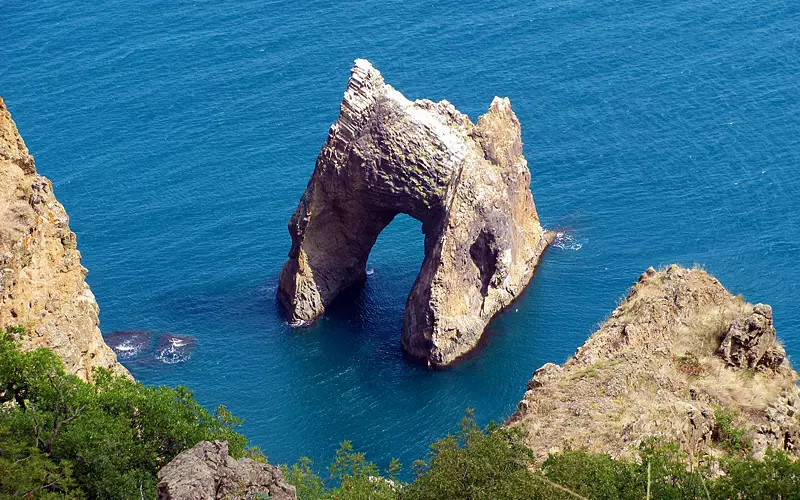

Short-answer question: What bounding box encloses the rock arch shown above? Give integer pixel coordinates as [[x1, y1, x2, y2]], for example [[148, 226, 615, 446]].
[[278, 60, 552, 367]]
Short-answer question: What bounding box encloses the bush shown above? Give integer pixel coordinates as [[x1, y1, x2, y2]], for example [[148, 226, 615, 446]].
[[284, 442, 401, 500], [0, 328, 248, 499], [4, 327, 800, 500], [405, 411, 545, 499], [283, 411, 800, 500], [713, 406, 752, 455]]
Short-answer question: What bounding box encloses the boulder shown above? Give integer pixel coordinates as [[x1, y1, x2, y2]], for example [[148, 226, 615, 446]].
[[157, 441, 296, 500], [717, 303, 786, 371]]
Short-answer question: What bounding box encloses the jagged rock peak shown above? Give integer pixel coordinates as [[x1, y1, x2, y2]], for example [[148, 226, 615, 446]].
[[0, 97, 128, 381], [278, 59, 552, 367], [509, 266, 798, 463], [156, 441, 297, 500]]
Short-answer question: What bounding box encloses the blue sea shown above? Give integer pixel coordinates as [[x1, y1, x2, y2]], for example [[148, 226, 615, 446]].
[[2, 0, 798, 474]]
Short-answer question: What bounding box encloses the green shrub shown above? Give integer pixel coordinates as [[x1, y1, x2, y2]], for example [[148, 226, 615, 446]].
[[405, 411, 546, 499], [0, 330, 248, 499], [713, 406, 751, 454], [4, 327, 800, 500]]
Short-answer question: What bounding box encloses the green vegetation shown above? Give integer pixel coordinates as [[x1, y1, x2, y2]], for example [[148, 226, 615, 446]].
[[286, 411, 800, 500], [713, 406, 752, 455], [0, 327, 248, 499], [2, 327, 799, 499]]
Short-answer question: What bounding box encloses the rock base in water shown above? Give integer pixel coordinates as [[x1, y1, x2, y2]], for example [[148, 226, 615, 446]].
[[278, 60, 551, 367]]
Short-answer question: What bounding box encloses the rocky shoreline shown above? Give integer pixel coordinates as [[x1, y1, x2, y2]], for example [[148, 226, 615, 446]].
[[2, 76, 798, 497], [508, 265, 798, 463]]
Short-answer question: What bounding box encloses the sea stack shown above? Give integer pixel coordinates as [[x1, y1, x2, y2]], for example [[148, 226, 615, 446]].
[[278, 60, 551, 367]]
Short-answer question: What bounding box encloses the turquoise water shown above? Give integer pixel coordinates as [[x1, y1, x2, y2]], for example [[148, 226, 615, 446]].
[[2, 0, 799, 472]]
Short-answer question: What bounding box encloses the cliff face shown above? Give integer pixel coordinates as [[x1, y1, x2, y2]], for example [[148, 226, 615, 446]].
[[509, 265, 798, 462], [278, 60, 551, 367], [0, 97, 128, 381]]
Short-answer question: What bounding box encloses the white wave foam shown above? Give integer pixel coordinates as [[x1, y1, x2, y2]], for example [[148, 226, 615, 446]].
[[551, 231, 583, 251], [288, 318, 310, 328]]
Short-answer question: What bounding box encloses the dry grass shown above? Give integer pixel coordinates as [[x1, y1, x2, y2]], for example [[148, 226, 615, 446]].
[[511, 266, 799, 464]]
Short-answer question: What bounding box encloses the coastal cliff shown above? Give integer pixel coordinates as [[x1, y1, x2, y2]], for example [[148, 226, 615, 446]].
[[0, 97, 127, 381], [509, 265, 798, 462], [278, 59, 551, 367]]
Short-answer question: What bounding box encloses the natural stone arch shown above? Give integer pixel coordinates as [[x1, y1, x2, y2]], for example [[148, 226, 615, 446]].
[[278, 60, 552, 367]]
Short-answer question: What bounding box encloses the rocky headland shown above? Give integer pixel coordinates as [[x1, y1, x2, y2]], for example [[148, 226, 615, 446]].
[[0, 97, 128, 381], [508, 265, 798, 463], [278, 59, 552, 367]]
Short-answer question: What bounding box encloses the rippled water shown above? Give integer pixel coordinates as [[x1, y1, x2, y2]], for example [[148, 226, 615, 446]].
[[2, 0, 798, 472]]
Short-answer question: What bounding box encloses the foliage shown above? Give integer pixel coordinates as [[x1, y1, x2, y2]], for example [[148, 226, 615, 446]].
[[4, 326, 800, 500], [283, 411, 800, 500], [713, 406, 752, 455], [0, 425, 84, 499], [673, 353, 704, 377], [284, 443, 401, 500], [405, 410, 545, 499], [283, 457, 327, 500], [0, 328, 248, 499], [710, 448, 800, 499]]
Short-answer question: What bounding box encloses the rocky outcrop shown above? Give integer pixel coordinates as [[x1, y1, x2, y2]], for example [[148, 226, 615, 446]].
[[508, 265, 799, 462], [278, 60, 551, 367], [156, 441, 297, 500], [0, 97, 128, 381], [716, 303, 786, 371]]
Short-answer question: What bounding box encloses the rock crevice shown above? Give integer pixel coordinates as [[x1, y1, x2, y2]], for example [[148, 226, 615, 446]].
[[278, 60, 551, 367]]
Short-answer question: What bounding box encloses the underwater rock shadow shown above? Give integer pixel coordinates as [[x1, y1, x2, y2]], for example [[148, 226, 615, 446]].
[[105, 330, 196, 367]]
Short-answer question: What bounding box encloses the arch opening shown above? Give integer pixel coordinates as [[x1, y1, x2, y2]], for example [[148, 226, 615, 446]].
[[277, 60, 551, 367]]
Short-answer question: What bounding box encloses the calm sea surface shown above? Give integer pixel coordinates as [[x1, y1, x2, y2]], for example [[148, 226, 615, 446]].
[[2, 0, 798, 473]]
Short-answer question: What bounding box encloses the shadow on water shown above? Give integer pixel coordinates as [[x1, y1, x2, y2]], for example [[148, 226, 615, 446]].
[[322, 279, 374, 329]]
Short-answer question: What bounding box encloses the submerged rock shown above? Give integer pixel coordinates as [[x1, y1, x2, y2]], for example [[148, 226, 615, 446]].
[[156, 333, 196, 364], [0, 97, 128, 381], [278, 60, 551, 367], [157, 441, 296, 500], [105, 330, 154, 359], [508, 266, 799, 463]]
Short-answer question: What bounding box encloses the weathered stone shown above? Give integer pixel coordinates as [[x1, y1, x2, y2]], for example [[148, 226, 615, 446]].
[[527, 362, 562, 390], [157, 441, 296, 500], [507, 267, 800, 463], [717, 303, 785, 371], [278, 60, 551, 367], [0, 97, 128, 381]]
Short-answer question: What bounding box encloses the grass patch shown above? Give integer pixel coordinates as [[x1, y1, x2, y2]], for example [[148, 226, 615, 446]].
[[713, 406, 752, 455]]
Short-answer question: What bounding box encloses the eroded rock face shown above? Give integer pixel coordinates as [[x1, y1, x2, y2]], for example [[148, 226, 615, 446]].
[[156, 441, 296, 500], [278, 60, 551, 367], [508, 266, 799, 463], [0, 97, 128, 381], [717, 303, 786, 371]]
